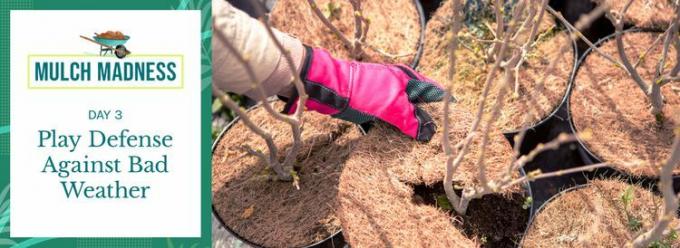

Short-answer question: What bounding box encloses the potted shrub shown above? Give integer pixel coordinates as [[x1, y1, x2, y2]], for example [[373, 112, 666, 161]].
[[211, 9, 361, 247], [524, 136, 680, 247], [522, 179, 680, 247], [336, 1, 605, 246], [569, 3, 680, 177], [212, 101, 363, 247], [417, 0, 576, 136]]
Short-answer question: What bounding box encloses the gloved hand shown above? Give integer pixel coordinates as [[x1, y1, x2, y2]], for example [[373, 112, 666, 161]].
[[282, 46, 445, 142]]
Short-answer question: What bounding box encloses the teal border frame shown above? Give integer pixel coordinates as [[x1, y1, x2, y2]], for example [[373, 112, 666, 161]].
[[0, 0, 212, 247]]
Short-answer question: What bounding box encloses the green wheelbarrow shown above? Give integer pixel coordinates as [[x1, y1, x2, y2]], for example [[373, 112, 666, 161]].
[[80, 34, 131, 59]]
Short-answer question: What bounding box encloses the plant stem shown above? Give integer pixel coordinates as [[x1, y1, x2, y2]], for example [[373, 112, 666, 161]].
[[631, 135, 680, 247], [212, 85, 292, 181], [443, 0, 465, 215], [306, 0, 354, 51], [249, 0, 309, 171]]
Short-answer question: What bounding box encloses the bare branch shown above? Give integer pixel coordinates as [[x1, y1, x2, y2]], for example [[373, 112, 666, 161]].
[[607, 2, 651, 94], [212, 85, 291, 181], [547, 5, 623, 68], [511, 133, 578, 172], [349, 0, 364, 58], [250, 0, 309, 168], [502, 163, 609, 191], [443, 0, 465, 214], [633, 31, 665, 69], [632, 134, 680, 247], [442, 1, 612, 215], [306, 0, 354, 50]]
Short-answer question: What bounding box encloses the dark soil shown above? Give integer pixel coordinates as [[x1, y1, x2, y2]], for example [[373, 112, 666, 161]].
[[336, 102, 513, 247], [412, 182, 530, 248]]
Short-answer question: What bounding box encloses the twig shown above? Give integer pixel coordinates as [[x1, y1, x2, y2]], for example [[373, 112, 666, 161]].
[[306, 0, 354, 50], [212, 85, 290, 181], [547, 5, 623, 68], [443, 0, 465, 214], [631, 134, 680, 247], [502, 163, 609, 191], [250, 0, 308, 169]]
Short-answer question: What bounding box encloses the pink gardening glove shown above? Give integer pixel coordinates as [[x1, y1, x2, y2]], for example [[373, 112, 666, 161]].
[[283, 46, 446, 141]]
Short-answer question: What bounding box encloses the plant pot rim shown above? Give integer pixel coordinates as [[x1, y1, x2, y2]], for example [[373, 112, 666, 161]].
[[211, 100, 350, 248], [518, 175, 680, 246], [518, 167, 536, 218], [502, 25, 579, 135], [518, 183, 588, 246], [566, 28, 670, 178], [410, 0, 427, 69], [272, 0, 426, 69]]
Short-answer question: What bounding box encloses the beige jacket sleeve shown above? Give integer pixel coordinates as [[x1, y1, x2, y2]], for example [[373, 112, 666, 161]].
[[212, 0, 304, 100]]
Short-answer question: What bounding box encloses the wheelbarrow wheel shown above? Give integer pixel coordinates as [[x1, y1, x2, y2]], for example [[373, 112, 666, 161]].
[[114, 45, 129, 59]]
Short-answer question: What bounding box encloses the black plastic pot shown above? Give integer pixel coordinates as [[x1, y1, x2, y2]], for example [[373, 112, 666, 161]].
[[520, 176, 680, 246], [567, 29, 643, 176], [567, 29, 627, 168], [565, 29, 680, 195], [411, 0, 427, 69], [547, 0, 617, 56], [504, 25, 621, 211], [419, 0, 445, 22], [502, 25, 578, 154], [212, 102, 363, 248], [518, 183, 588, 246], [517, 29, 646, 210]]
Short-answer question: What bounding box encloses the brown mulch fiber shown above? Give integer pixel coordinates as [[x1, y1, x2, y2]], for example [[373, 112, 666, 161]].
[[212, 101, 363, 247], [271, 0, 421, 65], [523, 179, 679, 247], [337, 102, 520, 247], [418, 0, 574, 132], [594, 0, 676, 30], [571, 32, 680, 177]]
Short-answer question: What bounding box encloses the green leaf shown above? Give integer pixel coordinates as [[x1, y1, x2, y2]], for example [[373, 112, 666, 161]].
[[322, 2, 341, 19], [436, 194, 453, 211], [655, 113, 665, 125], [626, 216, 642, 232], [621, 185, 634, 209], [522, 196, 533, 210]]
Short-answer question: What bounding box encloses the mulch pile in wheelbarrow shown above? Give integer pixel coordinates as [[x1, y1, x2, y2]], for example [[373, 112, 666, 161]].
[[96, 31, 126, 40]]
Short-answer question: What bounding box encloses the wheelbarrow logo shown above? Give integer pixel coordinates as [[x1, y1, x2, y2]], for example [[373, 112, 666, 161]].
[[80, 31, 131, 59]]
